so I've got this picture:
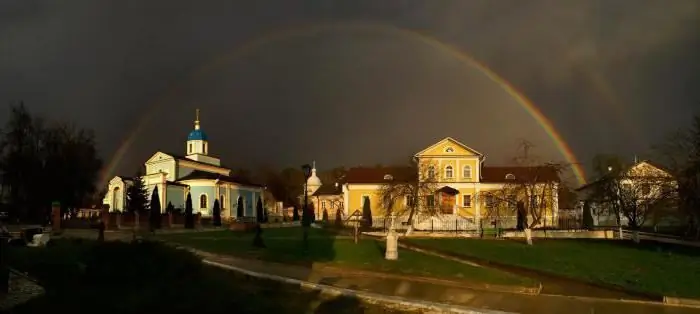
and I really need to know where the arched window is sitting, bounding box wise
[112,187,121,211]
[505,173,516,180]
[199,194,208,209]
[445,165,454,178]
[220,194,225,208]
[427,166,436,178]
[463,166,472,178]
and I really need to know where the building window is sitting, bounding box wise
[321,201,326,209]
[426,195,435,207]
[463,165,472,178]
[485,195,494,208]
[462,195,472,207]
[406,195,415,207]
[204,142,207,154]
[505,173,515,180]
[445,147,454,153]
[383,174,393,180]
[427,166,436,179]
[445,165,454,178]
[200,194,208,209]
[188,143,192,154]
[220,195,225,209]
[507,195,517,209]
[641,183,651,195]
[530,195,538,209]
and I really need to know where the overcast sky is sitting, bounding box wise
[1,0,698,183]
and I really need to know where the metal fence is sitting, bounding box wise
[356,211,594,233]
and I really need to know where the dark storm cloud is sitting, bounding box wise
[0,0,698,182]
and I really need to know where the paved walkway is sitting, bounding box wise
[196,250,700,314]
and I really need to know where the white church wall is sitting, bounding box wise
[145,159,176,181]
[166,185,186,210]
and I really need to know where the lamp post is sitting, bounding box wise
[301,164,312,249]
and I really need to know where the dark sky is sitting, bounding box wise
[1,0,699,184]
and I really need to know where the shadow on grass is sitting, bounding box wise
[7,238,404,314]
[157,225,340,268]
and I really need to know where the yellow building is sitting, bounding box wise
[341,137,561,230]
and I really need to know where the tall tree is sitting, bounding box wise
[581,201,595,230]
[292,206,299,221]
[256,197,264,223]
[378,160,440,234]
[149,186,161,231]
[236,197,244,218]
[126,173,148,214]
[653,115,700,238]
[212,199,221,226]
[0,103,43,221]
[0,103,101,222]
[361,198,373,229]
[184,192,194,229]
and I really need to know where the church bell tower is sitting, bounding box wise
[186,109,209,156]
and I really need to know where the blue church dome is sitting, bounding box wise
[187,129,208,141]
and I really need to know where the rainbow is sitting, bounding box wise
[100,21,587,186]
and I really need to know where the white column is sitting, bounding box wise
[226,185,231,217]
[343,185,350,216]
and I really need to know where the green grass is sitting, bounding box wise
[406,238,700,298]
[156,227,536,287]
[8,238,413,314]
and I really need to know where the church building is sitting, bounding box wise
[103,110,264,218]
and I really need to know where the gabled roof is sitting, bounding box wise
[177,170,262,187]
[575,160,673,192]
[414,137,483,157]
[163,151,230,170]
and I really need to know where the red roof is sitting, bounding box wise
[481,166,560,183]
[345,167,416,184]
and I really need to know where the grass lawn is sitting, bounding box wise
[7,238,413,314]
[156,227,536,287]
[406,238,700,299]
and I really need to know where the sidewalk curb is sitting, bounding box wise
[203,259,515,314]
[663,296,700,308]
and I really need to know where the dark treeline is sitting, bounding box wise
[0,103,102,223]
[235,166,347,209]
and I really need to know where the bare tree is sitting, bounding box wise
[652,117,700,238]
[378,159,440,234]
[591,161,677,239]
[480,140,567,244]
